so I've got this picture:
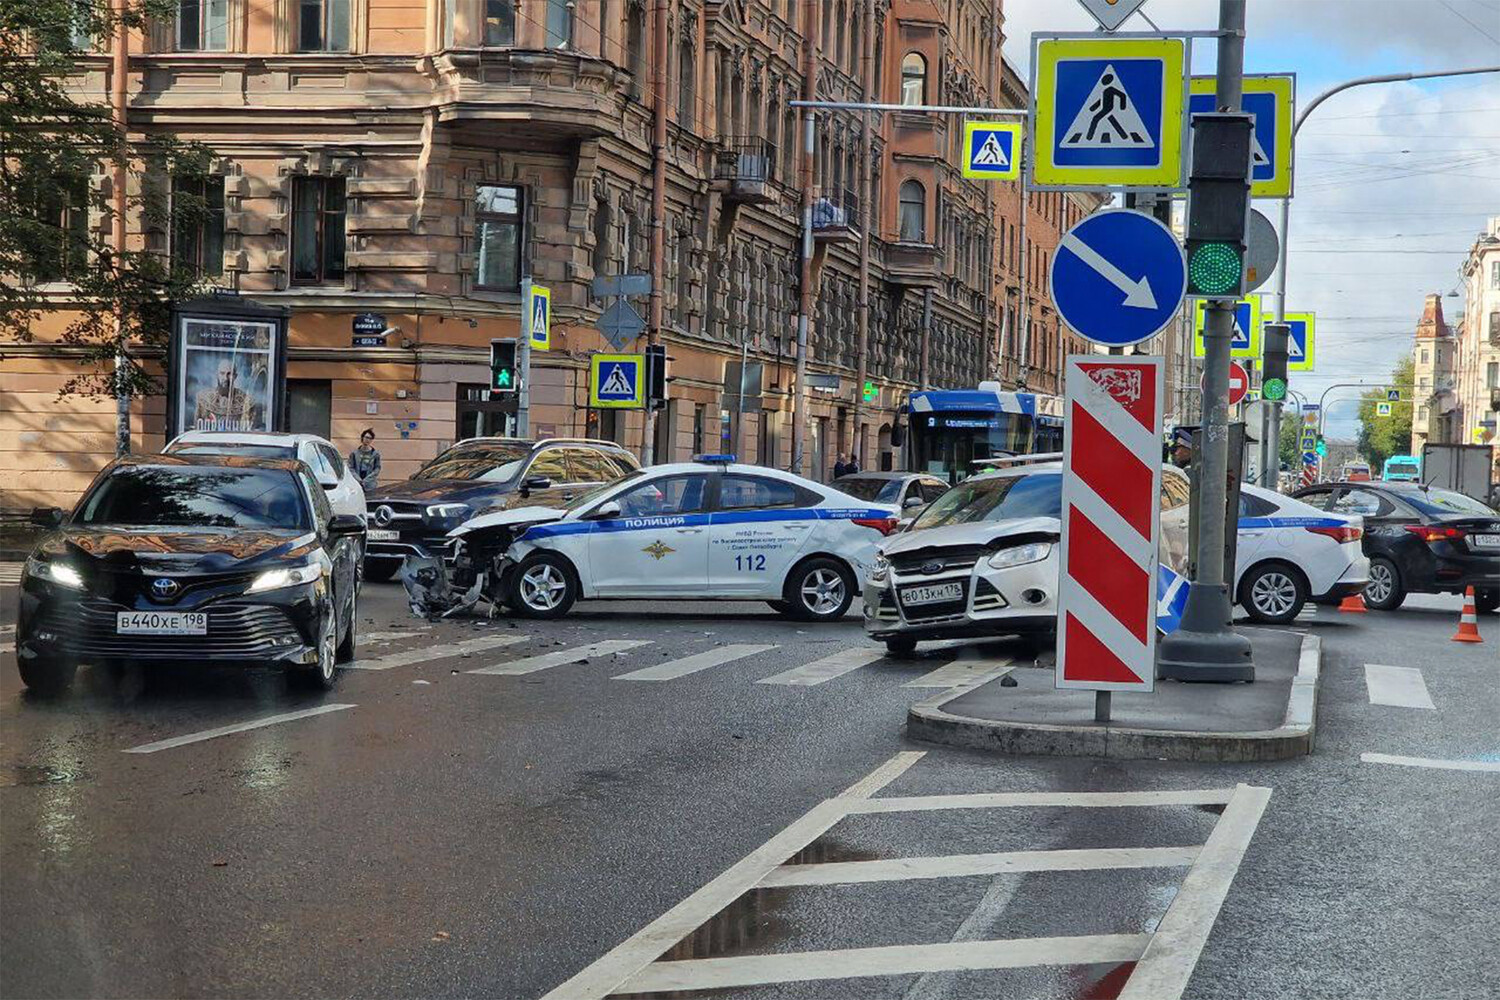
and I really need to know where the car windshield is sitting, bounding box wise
[75,466,309,530]
[837,477,904,503]
[413,443,532,482]
[169,443,297,460]
[1398,487,1496,517]
[911,472,1062,529]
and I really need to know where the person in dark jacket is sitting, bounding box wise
[349,428,382,492]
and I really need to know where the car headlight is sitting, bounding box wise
[425,503,472,521]
[870,554,890,584]
[246,563,322,594]
[25,558,84,590]
[987,542,1052,570]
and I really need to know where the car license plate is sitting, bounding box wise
[116,611,207,636]
[901,582,963,606]
[1472,533,1500,549]
[367,529,400,541]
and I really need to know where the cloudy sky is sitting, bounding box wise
[1001,0,1500,438]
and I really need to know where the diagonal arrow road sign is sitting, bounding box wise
[1060,232,1157,309]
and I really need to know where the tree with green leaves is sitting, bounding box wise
[2,0,215,435]
[1356,355,1416,473]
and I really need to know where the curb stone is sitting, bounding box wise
[906,634,1321,763]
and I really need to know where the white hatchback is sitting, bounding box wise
[448,458,902,621]
[165,431,367,524]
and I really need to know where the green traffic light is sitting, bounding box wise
[1262,377,1286,401]
[1315,439,1327,457]
[1188,242,1242,296]
[495,368,512,388]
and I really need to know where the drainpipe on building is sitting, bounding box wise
[790,9,818,475]
[642,0,669,465]
[111,0,130,457]
[1016,166,1029,389]
[919,287,933,390]
[851,0,874,467]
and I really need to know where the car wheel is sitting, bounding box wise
[1364,557,1406,611]
[1239,562,1307,625]
[781,557,856,622]
[17,656,77,697]
[291,609,339,691]
[1475,586,1499,614]
[336,590,357,663]
[362,561,398,583]
[884,635,918,658]
[509,553,578,619]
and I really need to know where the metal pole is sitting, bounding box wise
[1016,155,1030,388]
[517,280,532,437]
[851,0,874,468]
[642,0,669,464]
[111,0,130,456]
[1159,0,1255,684]
[792,108,814,474]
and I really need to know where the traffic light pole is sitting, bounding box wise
[1159,0,1255,684]
[517,281,533,437]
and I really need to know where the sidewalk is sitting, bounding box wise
[907,629,1320,763]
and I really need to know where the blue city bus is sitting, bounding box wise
[905,384,1065,482]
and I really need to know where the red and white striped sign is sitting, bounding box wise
[1057,356,1165,693]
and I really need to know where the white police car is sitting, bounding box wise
[448,457,901,621]
[1234,483,1368,623]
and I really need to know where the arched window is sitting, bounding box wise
[899,180,925,242]
[677,39,695,128]
[901,53,926,106]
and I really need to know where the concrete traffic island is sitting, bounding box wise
[907,630,1321,763]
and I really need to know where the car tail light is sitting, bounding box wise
[1305,525,1362,543]
[1403,524,1465,543]
[852,517,901,537]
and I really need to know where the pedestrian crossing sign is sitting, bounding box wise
[961,121,1023,180]
[590,353,645,409]
[1189,75,1295,199]
[1285,311,1315,372]
[525,281,551,352]
[1031,36,1187,188]
[1192,295,1262,359]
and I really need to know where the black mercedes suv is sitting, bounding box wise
[16,455,364,695]
[362,437,639,581]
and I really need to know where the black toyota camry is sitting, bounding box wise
[15,454,364,696]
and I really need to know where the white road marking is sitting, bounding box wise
[846,787,1237,815]
[761,845,1200,887]
[347,634,526,670]
[756,646,886,686]
[901,871,1023,1000]
[615,935,1151,994]
[612,643,775,682]
[1361,753,1500,773]
[903,659,1013,689]
[469,639,652,676]
[1364,664,1436,710]
[363,631,421,642]
[1118,783,1272,1000]
[837,750,926,800]
[0,623,15,638]
[122,704,355,754]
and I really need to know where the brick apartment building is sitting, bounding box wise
[3,0,1103,508]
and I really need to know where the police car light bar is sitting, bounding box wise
[693,454,737,464]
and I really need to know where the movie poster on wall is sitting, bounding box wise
[167,299,288,439]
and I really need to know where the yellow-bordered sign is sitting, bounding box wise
[1192,295,1262,359]
[525,281,551,352]
[1285,311,1315,372]
[590,353,644,409]
[1189,74,1294,199]
[961,121,1023,180]
[1031,36,1187,188]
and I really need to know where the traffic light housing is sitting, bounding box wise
[1261,322,1289,401]
[644,344,667,407]
[1185,112,1254,299]
[489,338,518,394]
[1315,437,1327,457]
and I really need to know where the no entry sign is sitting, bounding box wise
[1201,359,1250,407]
[1057,356,1165,693]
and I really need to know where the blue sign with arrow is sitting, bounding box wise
[1049,208,1186,348]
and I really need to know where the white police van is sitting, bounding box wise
[449,456,901,621]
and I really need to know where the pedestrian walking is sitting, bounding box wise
[833,455,851,479]
[349,428,382,492]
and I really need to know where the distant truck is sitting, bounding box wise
[1382,455,1421,482]
[1340,462,1372,482]
[1420,443,1496,502]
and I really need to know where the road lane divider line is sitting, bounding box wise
[755,646,886,686]
[903,659,1013,689]
[612,644,776,682]
[469,639,652,676]
[761,845,1201,887]
[837,750,926,800]
[122,704,356,754]
[845,787,1237,814]
[614,935,1151,994]
[1118,783,1272,1000]
[1360,752,1500,773]
[347,634,526,670]
[1363,664,1436,710]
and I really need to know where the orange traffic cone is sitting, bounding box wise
[1452,586,1484,643]
[1338,592,1368,613]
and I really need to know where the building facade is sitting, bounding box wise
[1453,216,1500,451]
[4,0,1100,509]
[1410,292,1458,455]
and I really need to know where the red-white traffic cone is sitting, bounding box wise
[1452,586,1483,644]
[1338,592,1368,613]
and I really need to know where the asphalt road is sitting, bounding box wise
[1,573,1495,1000]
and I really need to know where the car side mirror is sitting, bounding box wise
[328,513,365,536]
[904,496,925,509]
[590,501,622,520]
[519,475,552,497]
[30,506,63,528]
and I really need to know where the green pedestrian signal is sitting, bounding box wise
[863,381,877,402]
[490,338,519,394]
[1315,438,1327,457]
[1262,377,1286,401]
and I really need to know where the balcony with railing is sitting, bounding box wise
[812,186,859,242]
[714,138,777,204]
